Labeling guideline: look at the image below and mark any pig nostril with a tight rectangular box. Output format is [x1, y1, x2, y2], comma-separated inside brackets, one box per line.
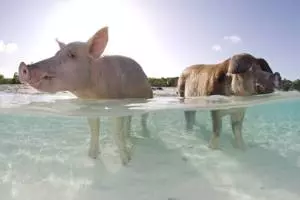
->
[23, 69, 27, 75]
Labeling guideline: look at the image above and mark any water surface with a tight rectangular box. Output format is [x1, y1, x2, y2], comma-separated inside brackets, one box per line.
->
[0, 84, 300, 200]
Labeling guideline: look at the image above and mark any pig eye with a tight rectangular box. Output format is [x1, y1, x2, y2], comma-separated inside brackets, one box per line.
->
[68, 51, 76, 59]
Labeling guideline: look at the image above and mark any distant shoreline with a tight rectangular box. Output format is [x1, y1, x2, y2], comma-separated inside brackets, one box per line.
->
[0, 76, 180, 88]
[0, 74, 299, 91]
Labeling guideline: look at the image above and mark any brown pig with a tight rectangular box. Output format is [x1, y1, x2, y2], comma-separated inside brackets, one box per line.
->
[177, 53, 281, 150]
[18, 26, 153, 165]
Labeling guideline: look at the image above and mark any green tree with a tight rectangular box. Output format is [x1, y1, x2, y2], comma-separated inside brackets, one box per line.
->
[148, 77, 179, 87]
[11, 72, 20, 84]
[281, 79, 293, 91]
[292, 79, 300, 91]
[0, 74, 8, 84]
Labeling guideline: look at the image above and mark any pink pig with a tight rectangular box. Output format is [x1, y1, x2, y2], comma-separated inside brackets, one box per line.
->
[18, 26, 153, 165]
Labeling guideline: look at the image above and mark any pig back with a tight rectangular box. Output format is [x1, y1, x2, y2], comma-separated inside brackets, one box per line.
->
[181, 64, 230, 97]
[92, 55, 153, 99]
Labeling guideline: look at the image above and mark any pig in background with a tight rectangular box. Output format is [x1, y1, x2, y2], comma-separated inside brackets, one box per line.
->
[177, 53, 282, 150]
[18, 26, 153, 165]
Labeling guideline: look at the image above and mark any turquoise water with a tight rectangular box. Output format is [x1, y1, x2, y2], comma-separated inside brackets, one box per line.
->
[0, 85, 300, 200]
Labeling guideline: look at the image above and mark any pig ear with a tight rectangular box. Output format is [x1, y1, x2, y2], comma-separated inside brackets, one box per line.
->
[257, 58, 273, 73]
[87, 26, 108, 59]
[228, 53, 255, 74]
[55, 38, 66, 49]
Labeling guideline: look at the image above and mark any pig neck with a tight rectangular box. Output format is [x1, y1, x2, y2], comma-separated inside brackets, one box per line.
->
[71, 57, 110, 99]
[225, 75, 236, 96]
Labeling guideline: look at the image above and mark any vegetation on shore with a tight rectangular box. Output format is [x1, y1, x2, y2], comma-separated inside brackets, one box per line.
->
[148, 77, 300, 91]
[148, 77, 179, 87]
[1, 73, 300, 91]
[0, 73, 20, 84]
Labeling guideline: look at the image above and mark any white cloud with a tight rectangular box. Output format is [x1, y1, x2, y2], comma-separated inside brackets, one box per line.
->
[0, 40, 18, 54]
[212, 44, 222, 52]
[0, 41, 5, 52]
[224, 35, 242, 43]
[5, 43, 18, 53]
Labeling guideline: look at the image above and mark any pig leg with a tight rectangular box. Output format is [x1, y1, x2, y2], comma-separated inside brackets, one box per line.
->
[124, 115, 132, 138]
[230, 109, 246, 151]
[87, 117, 100, 159]
[184, 110, 196, 131]
[112, 116, 131, 165]
[208, 110, 222, 149]
[141, 113, 150, 137]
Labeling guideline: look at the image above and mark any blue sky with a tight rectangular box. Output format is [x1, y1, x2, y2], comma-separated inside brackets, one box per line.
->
[0, 0, 299, 80]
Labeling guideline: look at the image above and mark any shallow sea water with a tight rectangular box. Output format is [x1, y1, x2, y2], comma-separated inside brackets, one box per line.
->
[0, 84, 300, 200]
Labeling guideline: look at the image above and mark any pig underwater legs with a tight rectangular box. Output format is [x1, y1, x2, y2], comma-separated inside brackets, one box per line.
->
[184, 108, 246, 150]
[184, 110, 196, 131]
[87, 117, 100, 159]
[87, 113, 150, 165]
[209, 109, 246, 150]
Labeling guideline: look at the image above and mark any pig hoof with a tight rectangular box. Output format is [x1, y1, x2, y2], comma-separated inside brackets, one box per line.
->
[120, 150, 132, 166]
[142, 128, 150, 138]
[231, 139, 238, 149]
[185, 124, 194, 132]
[238, 143, 247, 151]
[231, 139, 246, 151]
[208, 137, 220, 150]
[88, 148, 99, 159]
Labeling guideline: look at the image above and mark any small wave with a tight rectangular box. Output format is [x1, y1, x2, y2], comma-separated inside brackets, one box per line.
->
[1, 85, 300, 117]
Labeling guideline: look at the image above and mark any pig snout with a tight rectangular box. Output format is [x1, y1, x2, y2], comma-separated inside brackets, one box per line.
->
[273, 72, 282, 89]
[18, 62, 30, 83]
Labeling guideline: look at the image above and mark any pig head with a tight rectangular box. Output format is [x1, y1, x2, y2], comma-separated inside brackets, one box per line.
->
[18, 32, 103, 94]
[227, 54, 281, 95]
